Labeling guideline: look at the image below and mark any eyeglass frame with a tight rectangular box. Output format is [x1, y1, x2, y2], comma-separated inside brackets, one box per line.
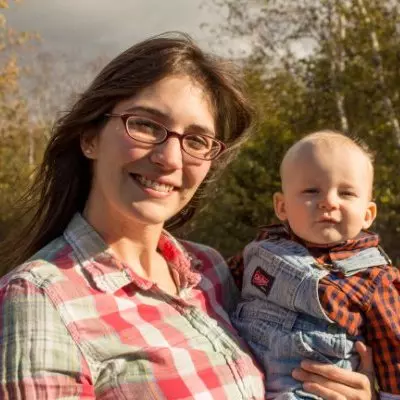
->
[104, 113, 226, 161]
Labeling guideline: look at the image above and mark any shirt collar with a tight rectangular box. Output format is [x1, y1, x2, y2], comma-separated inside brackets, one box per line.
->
[257, 223, 380, 262]
[63, 213, 201, 293]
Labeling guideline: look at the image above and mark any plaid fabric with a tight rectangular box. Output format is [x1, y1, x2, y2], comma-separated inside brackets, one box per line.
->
[0, 213, 264, 399]
[228, 224, 400, 394]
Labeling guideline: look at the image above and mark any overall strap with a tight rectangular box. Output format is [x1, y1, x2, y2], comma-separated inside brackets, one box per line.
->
[332, 246, 389, 276]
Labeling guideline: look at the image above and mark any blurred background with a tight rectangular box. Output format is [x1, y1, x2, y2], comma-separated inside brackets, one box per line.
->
[1, 0, 400, 267]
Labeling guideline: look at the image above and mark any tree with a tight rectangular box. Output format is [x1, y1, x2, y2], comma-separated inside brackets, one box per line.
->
[0, 0, 46, 239]
[190, 0, 400, 261]
[0, 1, 110, 242]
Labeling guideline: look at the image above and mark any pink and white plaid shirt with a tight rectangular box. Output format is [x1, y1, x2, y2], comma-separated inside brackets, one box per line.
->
[0, 213, 264, 399]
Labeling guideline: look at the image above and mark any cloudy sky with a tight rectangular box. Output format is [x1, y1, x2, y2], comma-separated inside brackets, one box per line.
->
[4, 0, 248, 116]
[4, 0, 235, 59]
[2, 1, 314, 119]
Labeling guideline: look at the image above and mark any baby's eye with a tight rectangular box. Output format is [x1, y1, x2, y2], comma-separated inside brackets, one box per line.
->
[340, 190, 357, 197]
[303, 188, 319, 194]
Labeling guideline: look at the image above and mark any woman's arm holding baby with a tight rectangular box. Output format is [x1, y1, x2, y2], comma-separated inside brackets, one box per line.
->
[293, 341, 376, 400]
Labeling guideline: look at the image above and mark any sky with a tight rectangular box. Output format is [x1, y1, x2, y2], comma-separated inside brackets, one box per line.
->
[2, 0, 314, 118]
[3, 0, 247, 117]
[3, 0, 235, 59]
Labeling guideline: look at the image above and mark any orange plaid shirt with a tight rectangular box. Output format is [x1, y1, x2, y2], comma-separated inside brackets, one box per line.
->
[229, 226, 400, 394]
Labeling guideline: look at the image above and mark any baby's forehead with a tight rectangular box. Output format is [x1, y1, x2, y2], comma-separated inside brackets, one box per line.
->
[292, 139, 356, 160]
[282, 136, 371, 170]
[280, 136, 374, 187]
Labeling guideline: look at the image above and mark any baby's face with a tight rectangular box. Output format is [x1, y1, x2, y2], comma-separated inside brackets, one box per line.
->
[274, 142, 377, 245]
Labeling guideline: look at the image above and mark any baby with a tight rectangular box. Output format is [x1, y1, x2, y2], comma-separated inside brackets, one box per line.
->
[230, 131, 400, 399]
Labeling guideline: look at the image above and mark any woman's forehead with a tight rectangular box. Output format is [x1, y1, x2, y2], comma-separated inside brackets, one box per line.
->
[112, 76, 216, 130]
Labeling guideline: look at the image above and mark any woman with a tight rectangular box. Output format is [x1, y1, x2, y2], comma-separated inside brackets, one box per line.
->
[0, 33, 374, 399]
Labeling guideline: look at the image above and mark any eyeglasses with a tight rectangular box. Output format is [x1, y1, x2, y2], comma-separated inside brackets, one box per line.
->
[105, 113, 226, 161]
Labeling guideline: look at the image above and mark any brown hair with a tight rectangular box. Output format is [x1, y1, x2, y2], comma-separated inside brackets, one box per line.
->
[0, 32, 253, 272]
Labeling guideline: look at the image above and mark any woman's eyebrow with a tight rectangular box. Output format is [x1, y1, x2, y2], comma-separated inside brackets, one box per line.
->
[122, 105, 168, 119]
[122, 105, 216, 137]
[186, 124, 216, 137]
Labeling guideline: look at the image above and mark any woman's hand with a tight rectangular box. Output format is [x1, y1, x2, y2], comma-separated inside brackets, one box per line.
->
[292, 342, 376, 400]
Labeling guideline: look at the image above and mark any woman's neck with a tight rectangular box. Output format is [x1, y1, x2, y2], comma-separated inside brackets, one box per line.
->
[83, 204, 165, 280]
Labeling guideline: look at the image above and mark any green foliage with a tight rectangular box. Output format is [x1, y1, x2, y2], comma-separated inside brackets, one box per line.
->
[188, 0, 400, 263]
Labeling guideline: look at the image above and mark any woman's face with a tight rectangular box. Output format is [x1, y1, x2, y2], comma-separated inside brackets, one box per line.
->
[82, 75, 216, 229]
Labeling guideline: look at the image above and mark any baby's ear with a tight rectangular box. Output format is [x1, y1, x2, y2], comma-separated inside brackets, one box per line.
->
[362, 201, 377, 229]
[273, 192, 287, 221]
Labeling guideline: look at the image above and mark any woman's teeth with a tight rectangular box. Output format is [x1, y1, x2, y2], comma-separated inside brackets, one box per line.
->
[134, 175, 174, 193]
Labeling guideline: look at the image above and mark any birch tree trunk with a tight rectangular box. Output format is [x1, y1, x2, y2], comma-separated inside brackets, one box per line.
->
[356, 0, 400, 146]
[329, 0, 349, 133]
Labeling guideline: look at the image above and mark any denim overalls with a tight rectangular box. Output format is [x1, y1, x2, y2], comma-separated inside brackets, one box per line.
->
[231, 235, 387, 400]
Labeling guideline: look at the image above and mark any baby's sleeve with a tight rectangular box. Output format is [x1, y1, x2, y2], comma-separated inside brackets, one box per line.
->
[365, 266, 400, 395]
[227, 250, 245, 290]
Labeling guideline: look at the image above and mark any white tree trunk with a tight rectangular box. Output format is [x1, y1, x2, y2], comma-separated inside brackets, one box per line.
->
[330, 0, 349, 132]
[357, 0, 400, 146]
[28, 128, 34, 169]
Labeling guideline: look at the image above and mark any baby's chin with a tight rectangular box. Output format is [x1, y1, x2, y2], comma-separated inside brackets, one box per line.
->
[294, 229, 350, 246]
[290, 224, 362, 246]
[301, 233, 356, 246]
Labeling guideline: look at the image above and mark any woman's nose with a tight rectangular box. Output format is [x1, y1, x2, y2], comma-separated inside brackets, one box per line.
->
[150, 137, 184, 170]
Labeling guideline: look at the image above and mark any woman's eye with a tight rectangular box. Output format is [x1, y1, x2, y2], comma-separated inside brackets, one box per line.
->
[185, 135, 211, 149]
[127, 118, 165, 139]
[130, 119, 158, 133]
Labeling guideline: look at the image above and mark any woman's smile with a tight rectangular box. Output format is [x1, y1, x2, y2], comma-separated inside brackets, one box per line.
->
[130, 173, 177, 197]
